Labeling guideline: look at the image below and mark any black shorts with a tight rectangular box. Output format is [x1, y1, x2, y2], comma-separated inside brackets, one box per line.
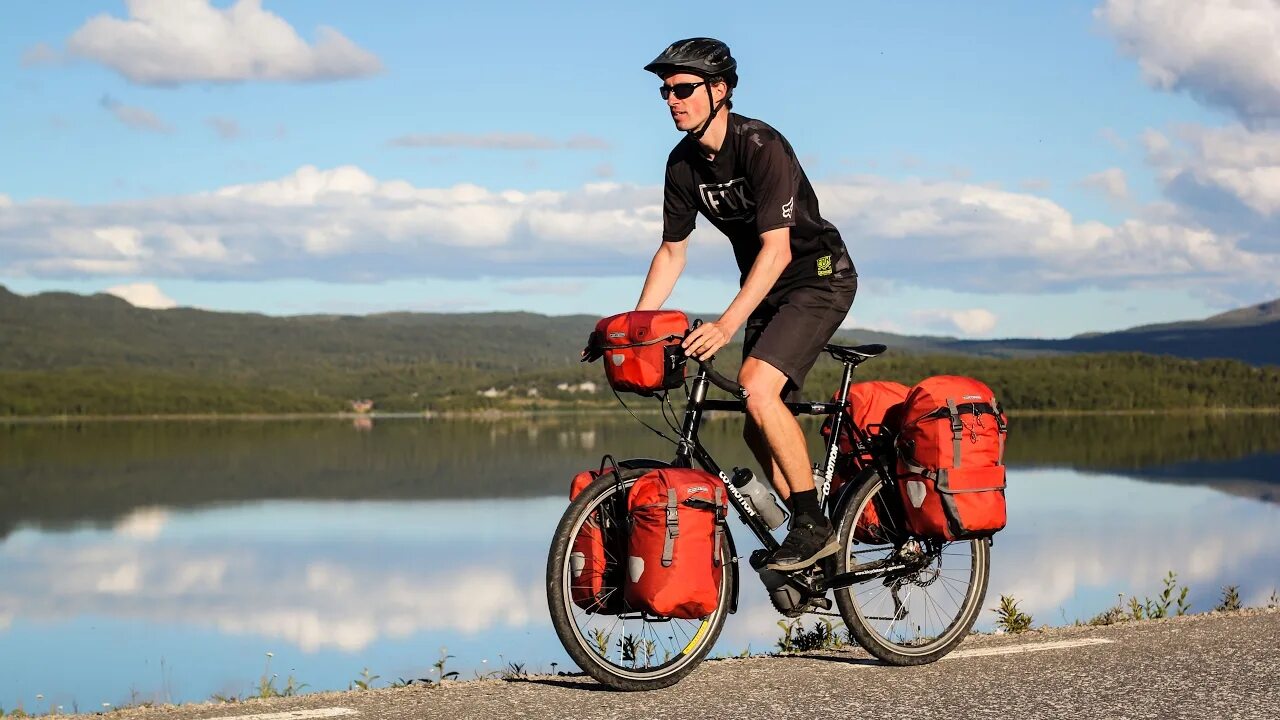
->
[742, 273, 857, 397]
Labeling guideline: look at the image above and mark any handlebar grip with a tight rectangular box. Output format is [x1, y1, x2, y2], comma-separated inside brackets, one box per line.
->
[684, 319, 749, 401]
[702, 358, 749, 401]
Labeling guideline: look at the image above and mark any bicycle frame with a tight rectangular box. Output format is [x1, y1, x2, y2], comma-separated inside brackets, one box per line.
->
[667, 356, 883, 561]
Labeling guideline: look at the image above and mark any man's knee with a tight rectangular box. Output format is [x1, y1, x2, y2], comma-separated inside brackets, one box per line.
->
[738, 358, 789, 412]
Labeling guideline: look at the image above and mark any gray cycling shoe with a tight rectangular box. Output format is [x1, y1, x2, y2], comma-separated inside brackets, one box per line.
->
[766, 515, 839, 571]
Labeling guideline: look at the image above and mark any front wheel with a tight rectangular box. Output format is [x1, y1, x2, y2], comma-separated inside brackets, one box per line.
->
[546, 465, 735, 690]
[831, 472, 989, 665]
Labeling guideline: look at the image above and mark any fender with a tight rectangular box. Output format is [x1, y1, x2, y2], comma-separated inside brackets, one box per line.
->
[829, 464, 880, 528]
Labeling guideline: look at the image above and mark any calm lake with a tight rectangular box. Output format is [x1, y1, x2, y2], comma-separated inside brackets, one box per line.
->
[2, 413, 1279, 711]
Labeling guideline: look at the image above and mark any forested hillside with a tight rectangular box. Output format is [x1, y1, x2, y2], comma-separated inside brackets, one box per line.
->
[3, 286, 1278, 416]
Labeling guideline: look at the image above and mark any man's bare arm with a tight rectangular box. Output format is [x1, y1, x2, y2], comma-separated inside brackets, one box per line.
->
[635, 237, 688, 311]
[683, 227, 791, 359]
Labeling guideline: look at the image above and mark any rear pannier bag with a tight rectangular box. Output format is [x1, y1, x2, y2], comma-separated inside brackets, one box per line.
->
[568, 469, 625, 614]
[895, 375, 1008, 541]
[591, 310, 689, 395]
[821, 381, 911, 503]
[625, 468, 728, 619]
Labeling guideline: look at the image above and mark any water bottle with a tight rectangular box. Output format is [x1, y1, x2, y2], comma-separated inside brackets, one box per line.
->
[730, 467, 788, 530]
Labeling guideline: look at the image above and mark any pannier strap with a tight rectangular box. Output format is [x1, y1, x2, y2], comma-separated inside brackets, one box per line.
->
[712, 486, 724, 567]
[662, 488, 680, 567]
[946, 398, 963, 466]
[605, 333, 684, 350]
[993, 396, 1006, 461]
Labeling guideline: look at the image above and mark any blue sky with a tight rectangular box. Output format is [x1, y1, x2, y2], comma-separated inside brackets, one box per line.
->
[3, 0, 1279, 338]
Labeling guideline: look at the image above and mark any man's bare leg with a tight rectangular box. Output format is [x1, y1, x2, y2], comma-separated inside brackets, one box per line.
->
[739, 357, 837, 570]
[742, 420, 788, 502]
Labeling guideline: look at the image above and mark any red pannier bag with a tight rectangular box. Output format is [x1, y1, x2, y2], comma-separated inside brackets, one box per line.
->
[624, 468, 728, 619]
[895, 376, 1009, 541]
[820, 382, 909, 543]
[591, 311, 689, 395]
[568, 469, 625, 614]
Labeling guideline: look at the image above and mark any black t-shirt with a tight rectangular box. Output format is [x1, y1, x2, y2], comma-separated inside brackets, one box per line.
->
[662, 112, 853, 300]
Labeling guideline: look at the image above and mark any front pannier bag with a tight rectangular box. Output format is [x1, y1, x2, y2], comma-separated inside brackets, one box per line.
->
[625, 468, 728, 619]
[590, 310, 689, 395]
[568, 469, 625, 614]
[895, 376, 1009, 541]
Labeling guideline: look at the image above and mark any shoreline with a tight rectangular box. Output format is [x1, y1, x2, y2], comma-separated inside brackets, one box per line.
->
[3, 406, 1280, 424]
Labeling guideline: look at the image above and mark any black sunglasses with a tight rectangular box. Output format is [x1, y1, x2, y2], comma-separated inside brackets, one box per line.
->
[659, 81, 706, 100]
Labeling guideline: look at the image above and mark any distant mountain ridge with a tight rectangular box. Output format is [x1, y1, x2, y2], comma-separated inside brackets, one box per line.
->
[2, 285, 1278, 369]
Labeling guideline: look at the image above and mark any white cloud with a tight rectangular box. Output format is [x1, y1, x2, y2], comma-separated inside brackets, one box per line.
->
[1099, 127, 1129, 151]
[1081, 167, 1130, 201]
[2, 166, 1277, 301]
[1097, 0, 1280, 126]
[1149, 123, 1280, 217]
[66, 0, 381, 86]
[99, 95, 171, 133]
[498, 280, 587, 296]
[910, 308, 999, 337]
[21, 42, 62, 66]
[105, 282, 178, 309]
[207, 116, 242, 140]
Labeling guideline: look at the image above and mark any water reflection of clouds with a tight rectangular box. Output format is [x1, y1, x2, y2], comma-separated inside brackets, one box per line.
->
[988, 469, 1280, 618]
[113, 507, 170, 540]
[0, 503, 552, 653]
[1, 472, 1276, 661]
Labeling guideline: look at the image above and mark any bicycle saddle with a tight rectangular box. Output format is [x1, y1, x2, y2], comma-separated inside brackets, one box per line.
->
[823, 343, 887, 365]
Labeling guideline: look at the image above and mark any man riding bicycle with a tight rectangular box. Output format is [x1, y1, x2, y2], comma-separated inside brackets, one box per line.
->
[636, 38, 858, 571]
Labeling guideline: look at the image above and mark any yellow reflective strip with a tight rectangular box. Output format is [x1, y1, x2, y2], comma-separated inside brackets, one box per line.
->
[681, 619, 710, 655]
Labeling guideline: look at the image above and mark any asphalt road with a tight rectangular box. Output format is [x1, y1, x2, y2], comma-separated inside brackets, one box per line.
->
[95, 609, 1278, 720]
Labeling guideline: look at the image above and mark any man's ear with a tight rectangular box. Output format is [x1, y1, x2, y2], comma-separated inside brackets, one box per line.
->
[712, 79, 728, 103]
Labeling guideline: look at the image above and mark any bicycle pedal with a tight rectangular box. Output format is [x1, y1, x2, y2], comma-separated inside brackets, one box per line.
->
[810, 597, 832, 611]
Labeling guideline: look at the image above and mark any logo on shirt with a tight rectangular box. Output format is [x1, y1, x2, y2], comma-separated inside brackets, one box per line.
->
[698, 178, 755, 221]
[816, 255, 833, 277]
[781, 196, 794, 220]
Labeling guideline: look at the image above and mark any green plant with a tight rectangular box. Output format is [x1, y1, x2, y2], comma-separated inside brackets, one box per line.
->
[618, 634, 642, 665]
[1129, 595, 1146, 620]
[590, 628, 612, 656]
[208, 693, 241, 704]
[1088, 595, 1128, 626]
[992, 594, 1033, 634]
[350, 667, 380, 691]
[1269, 589, 1278, 609]
[775, 618, 846, 652]
[1145, 571, 1190, 618]
[1217, 586, 1242, 612]
[500, 661, 528, 680]
[431, 647, 459, 682]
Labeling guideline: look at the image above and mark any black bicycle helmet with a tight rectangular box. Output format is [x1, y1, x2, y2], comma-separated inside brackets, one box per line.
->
[645, 37, 737, 140]
[644, 37, 738, 88]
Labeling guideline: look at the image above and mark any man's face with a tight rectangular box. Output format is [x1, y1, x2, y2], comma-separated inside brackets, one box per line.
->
[661, 72, 723, 132]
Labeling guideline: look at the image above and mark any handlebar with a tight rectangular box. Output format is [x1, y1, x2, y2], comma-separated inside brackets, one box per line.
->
[695, 354, 749, 401]
[687, 319, 749, 402]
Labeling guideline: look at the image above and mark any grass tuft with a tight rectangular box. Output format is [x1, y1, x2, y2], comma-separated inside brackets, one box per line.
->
[992, 594, 1033, 634]
[1217, 585, 1242, 612]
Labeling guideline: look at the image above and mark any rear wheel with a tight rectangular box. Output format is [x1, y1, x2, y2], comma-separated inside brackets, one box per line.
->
[546, 465, 734, 690]
[831, 472, 989, 665]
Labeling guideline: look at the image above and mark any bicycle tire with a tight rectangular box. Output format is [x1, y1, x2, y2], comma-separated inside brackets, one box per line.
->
[831, 473, 989, 665]
[546, 465, 735, 690]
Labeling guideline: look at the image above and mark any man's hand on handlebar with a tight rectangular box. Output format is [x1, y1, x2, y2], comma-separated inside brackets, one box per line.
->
[682, 319, 734, 361]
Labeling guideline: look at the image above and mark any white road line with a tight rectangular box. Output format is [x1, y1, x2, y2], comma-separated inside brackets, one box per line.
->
[197, 708, 358, 720]
[944, 637, 1115, 660]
